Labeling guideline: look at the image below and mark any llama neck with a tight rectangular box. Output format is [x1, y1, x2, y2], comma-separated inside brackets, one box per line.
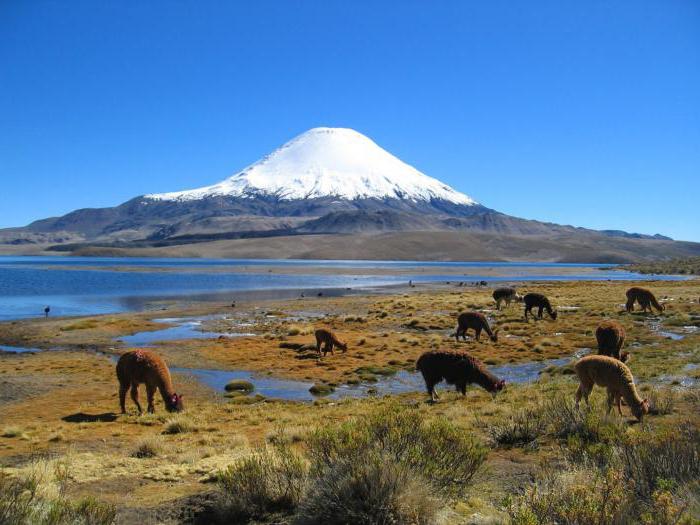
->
[621, 381, 643, 411]
[475, 368, 499, 392]
[156, 374, 176, 404]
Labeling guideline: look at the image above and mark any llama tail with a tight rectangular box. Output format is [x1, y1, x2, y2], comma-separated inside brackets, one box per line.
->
[416, 354, 427, 371]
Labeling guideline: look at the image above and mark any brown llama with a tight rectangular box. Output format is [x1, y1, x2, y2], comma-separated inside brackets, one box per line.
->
[455, 312, 498, 342]
[625, 287, 664, 313]
[116, 349, 184, 414]
[523, 293, 557, 321]
[314, 328, 347, 357]
[492, 287, 522, 310]
[415, 350, 505, 402]
[574, 355, 649, 421]
[595, 320, 629, 363]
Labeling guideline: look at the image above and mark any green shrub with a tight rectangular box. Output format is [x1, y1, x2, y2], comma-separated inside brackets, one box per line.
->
[646, 387, 677, 416]
[216, 443, 307, 521]
[295, 451, 438, 525]
[617, 424, 700, 500]
[507, 466, 633, 525]
[0, 470, 116, 525]
[306, 405, 487, 495]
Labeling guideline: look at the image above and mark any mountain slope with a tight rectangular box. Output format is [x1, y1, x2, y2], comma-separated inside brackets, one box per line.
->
[0, 126, 696, 262]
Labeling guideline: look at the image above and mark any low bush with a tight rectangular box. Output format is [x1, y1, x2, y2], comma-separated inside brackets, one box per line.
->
[0, 469, 116, 525]
[216, 443, 307, 521]
[295, 451, 438, 525]
[488, 407, 546, 447]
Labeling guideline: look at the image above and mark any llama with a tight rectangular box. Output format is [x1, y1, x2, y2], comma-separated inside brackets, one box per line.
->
[574, 355, 649, 421]
[595, 320, 629, 362]
[523, 293, 557, 321]
[625, 287, 664, 314]
[492, 287, 522, 310]
[455, 312, 498, 342]
[415, 350, 505, 402]
[116, 349, 184, 414]
[314, 328, 347, 357]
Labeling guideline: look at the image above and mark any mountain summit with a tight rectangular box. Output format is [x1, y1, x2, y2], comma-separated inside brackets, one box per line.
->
[147, 127, 477, 205]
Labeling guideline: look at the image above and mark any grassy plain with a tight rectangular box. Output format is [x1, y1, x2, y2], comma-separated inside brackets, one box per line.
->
[0, 279, 698, 523]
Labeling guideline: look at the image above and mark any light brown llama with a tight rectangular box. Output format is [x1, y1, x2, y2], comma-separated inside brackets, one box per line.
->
[314, 328, 348, 357]
[574, 355, 649, 421]
[455, 312, 498, 342]
[116, 349, 184, 414]
[595, 320, 629, 363]
[625, 287, 664, 314]
[492, 287, 522, 310]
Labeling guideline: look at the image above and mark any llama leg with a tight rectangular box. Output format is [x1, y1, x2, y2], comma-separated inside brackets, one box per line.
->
[575, 384, 583, 408]
[119, 382, 128, 414]
[475, 328, 481, 342]
[315, 338, 322, 356]
[328, 342, 334, 355]
[537, 306, 544, 319]
[459, 382, 467, 396]
[146, 384, 156, 414]
[496, 299, 501, 310]
[130, 384, 143, 414]
[616, 395, 623, 416]
[606, 390, 615, 414]
[426, 380, 438, 402]
[524, 306, 529, 321]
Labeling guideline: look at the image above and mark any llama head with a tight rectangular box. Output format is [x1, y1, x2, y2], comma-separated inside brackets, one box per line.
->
[168, 393, 184, 412]
[515, 293, 523, 302]
[338, 341, 348, 352]
[550, 310, 558, 320]
[631, 398, 650, 421]
[491, 379, 506, 395]
[490, 330, 499, 343]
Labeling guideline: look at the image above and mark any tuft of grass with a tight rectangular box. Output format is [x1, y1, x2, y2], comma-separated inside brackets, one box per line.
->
[224, 380, 255, 394]
[488, 407, 546, 447]
[163, 415, 196, 435]
[131, 435, 164, 458]
[1, 426, 27, 439]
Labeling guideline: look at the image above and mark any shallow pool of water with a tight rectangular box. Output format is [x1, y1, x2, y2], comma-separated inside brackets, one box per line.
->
[170, 354, 578, 402]
[0, 344, 42, 354]
[116, 316, 255, 347]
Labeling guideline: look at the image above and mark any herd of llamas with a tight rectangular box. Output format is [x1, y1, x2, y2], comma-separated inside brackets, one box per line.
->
[117, 285, 665, 422]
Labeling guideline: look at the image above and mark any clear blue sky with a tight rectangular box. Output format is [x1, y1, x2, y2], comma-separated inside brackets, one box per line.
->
[1, 1, 698, 241]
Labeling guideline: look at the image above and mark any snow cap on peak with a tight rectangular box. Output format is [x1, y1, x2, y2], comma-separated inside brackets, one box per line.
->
[146, 127, 477, 205]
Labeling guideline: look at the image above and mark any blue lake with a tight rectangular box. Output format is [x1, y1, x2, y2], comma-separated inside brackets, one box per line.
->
[0, 256, 684, 321]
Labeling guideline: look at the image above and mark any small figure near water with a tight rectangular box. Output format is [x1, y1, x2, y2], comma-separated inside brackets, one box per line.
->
[44, 306, 50, 318]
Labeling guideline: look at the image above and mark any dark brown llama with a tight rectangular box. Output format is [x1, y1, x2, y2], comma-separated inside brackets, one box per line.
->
[523, 293, 558, 321]
[314, 328, 348, 357]
[625, 287, 664, 313]
[455, 312, 498, 342]
[116, 349, 184, 414]
[415, 350, 505, 402]
[595, 320, 629, 362]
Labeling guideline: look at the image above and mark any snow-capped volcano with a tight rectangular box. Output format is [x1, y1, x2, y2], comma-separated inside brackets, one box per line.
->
[146, 127, 477, 205]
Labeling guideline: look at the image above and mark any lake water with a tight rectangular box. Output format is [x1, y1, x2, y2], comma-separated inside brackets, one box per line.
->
[0, 256, 684, 321]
